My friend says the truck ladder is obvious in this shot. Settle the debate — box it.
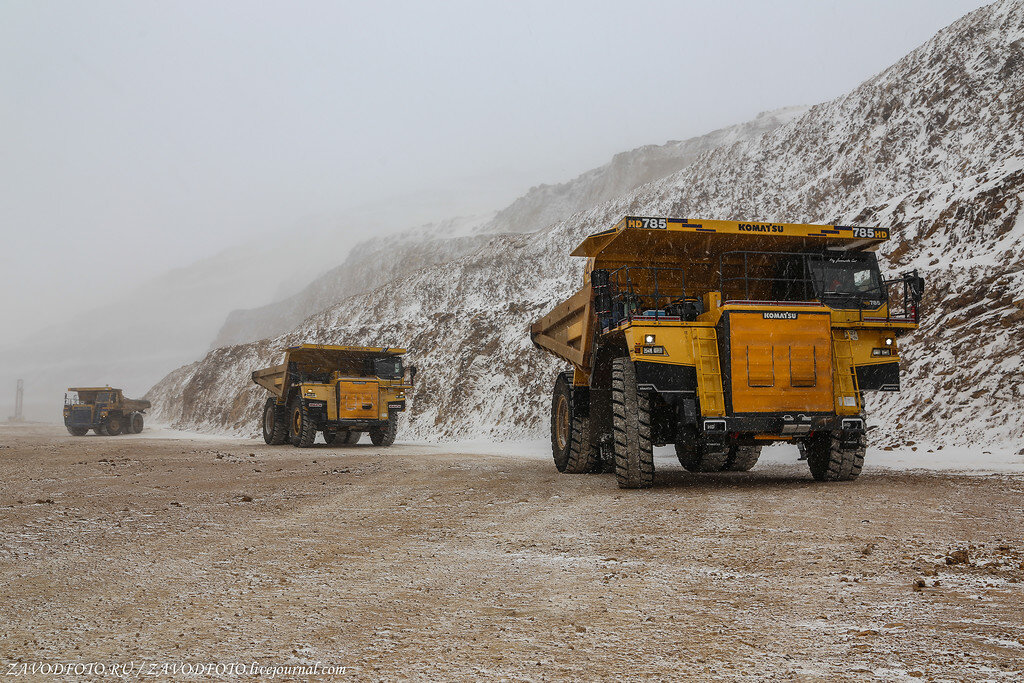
[692,328,726,417]
[831,330,861,411]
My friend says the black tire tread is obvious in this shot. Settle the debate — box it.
[611,357,654,489]
[806,430,865,481]
[550,371,598,474]
[262,398,289,445]
[724,444,761,472]
[675,433,730,473]
[290,399,317,448]
[369,417,397,446]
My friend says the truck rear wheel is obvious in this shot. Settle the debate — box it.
[611,357,654,489]
[551,371,597,474]
[344,431,361,445]
[67,426,89,436]
[262,398,288,445]
[322,429,338,445]
[806,430,865,481]
[289,398,317,448]
[675,429,730,472]
[724,444,761,471]
[129,413,144,434]
[369,417,397,446]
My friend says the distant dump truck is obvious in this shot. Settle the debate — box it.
[531,216,925,488]
[252,344,416,448]
[64,387,151,436]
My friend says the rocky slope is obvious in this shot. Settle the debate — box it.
[210,108,808,348]
[149,0,1024,449]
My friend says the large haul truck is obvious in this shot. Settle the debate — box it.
[252,344,416,448]
[64,387,150,436]
[531,216,925,488]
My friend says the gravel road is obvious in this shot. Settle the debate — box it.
[1,424,1022,680]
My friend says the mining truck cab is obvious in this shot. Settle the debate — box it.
[64,387,150,436]
[531,216,925,488]
[252,344,416,448]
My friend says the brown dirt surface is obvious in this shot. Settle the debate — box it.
[2,424,1023,680]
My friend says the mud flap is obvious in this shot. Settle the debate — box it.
[839,417,865,450]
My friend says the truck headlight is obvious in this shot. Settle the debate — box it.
[644,334,656,344]
[884,337,893,346]
[871,348,892,357]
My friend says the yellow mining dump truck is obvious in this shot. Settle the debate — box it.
[252,344,416,448]
[531,216,925,488]
[64,387,151,436]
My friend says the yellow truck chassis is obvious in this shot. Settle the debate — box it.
[252,344,415,448]
[63,387,151,436]
[531,216,924,488]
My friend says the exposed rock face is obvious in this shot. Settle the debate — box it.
[149,0,1024,449]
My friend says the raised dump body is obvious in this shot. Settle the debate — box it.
[63,387,151,436]
[531,216,925,488]
[252,344,416,448]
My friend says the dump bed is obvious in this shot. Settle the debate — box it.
[122,397,152,412]
[251,344,406,398]
[67,387,150,412]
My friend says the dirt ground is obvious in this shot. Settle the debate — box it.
[1,424,1022,680]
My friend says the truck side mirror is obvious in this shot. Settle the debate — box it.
[409,366,418,385]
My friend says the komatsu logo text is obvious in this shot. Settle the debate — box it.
[739,223,785,233]
[762,311,798,320]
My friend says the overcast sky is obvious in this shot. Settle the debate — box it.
[1,0,987,334]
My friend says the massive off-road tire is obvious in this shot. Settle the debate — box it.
[67,426,89,437]
[105,415,124,436]
[289,398,317,448]
[724,444,761,472]
[805,430,865,481]
[611,357,654,489]
[369,417,397,446]
[94,426,108,436]
[262,398,288,445]
[343,431,361,445]
[322,429,338,445]
[129,413,144,434]
[675,429,730,473]
[550,371,597,474]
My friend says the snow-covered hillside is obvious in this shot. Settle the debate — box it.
[148,0,1024,449]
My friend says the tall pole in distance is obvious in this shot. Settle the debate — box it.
[13,379,24,422]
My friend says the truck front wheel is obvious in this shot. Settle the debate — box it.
[105,415,124,436]
[369,418,397,446]
[289,398,317,448]
[805,430,865,481]
[262,398,288,445]
[611,357,654,489]
[551,371,597,474]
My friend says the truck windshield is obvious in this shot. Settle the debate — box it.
[808,255,884,308]
[374,358,404,380]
